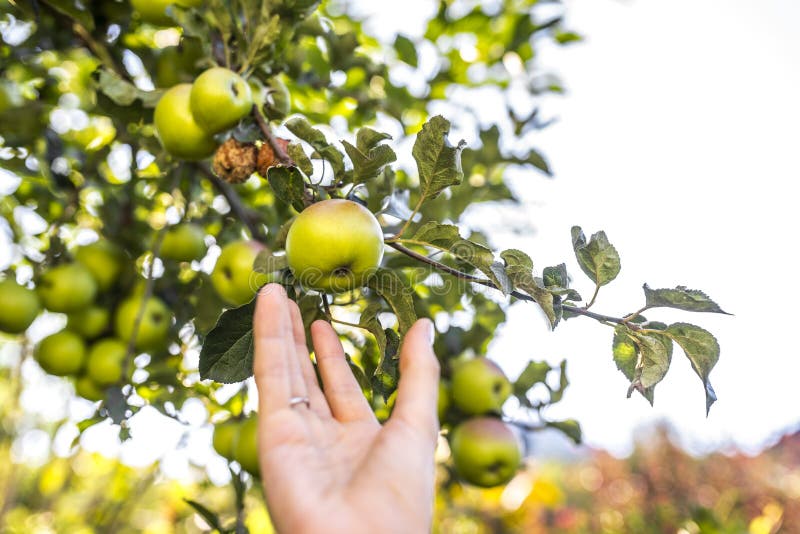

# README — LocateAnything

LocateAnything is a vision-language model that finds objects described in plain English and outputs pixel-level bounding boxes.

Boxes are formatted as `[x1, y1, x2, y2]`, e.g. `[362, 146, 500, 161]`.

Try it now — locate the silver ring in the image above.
[288, 396, 311, 409]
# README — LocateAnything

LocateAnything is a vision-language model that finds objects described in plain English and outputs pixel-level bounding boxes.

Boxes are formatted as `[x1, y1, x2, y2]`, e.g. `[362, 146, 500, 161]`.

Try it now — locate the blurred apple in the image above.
[86, 338, 127, 385]
[75, 376, 106, 402]
[211, 240, 270, 306]
[451, 358, 511, 415]
[232, 416, 259, 475]
[161, 223, 207, 262]
[115, 295, 171, 351]
[130, 0, 202, 26]
[75, 240, 125, 292]
[67, 306, 111, 340]
[37, 263, 97, 313]
[35, 330, 87, 377]
[0, 278, 40, 334]
[449, 417, 522, 488]
[212, 419, 240, 460]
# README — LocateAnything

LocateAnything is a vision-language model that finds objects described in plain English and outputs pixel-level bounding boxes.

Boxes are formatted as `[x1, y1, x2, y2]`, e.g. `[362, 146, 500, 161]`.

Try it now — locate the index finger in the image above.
[253, 284, 294, 415]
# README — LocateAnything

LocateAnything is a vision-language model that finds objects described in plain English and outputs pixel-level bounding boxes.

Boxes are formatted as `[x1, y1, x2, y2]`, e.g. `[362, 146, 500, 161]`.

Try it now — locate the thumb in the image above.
[390, 318, 441, 444]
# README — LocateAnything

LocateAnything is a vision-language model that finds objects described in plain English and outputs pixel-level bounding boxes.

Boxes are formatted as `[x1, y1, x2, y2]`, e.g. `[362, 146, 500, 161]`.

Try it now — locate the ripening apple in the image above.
[37, 263, 98, 313]
[75, 240, 125, 292]
[155, 38, 203, 88]
[160, 223, 207, 262]
[115, 295, 171, 351]
[67, 306, 110, 340]
[438, 381, 451, 422]
[449, 417, 522, 488]
[154, 84, 218, 160]
[35, 330, 87, 377]
[130, 0, 202, 26]
[232, 416, 259, 476]
[211, 240, 270, 306]
[212, 419, 240, 460]
[75, 375, 106, 402]
[0, 278, 40, 334]
[85, 338, 127, 385]
[451, 358, 512, 415]
[190, 68, 253, 134]
[285, 199, 384, 292]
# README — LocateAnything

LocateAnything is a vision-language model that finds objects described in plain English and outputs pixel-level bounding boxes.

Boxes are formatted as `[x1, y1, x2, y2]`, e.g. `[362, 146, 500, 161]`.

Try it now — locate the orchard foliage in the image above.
[1, 0, 728, 509]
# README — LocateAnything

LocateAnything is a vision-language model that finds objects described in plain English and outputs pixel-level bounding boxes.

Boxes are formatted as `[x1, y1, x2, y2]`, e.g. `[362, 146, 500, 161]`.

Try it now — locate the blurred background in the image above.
[2, 0, 799, 532]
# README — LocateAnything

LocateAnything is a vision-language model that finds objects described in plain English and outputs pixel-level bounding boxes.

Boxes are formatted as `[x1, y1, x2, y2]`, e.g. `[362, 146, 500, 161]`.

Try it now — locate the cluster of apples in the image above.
[154, 67, 253, 161]
[441, 358, 524, 488]
[0, 241, 171, 400]
[211, 416, 260, 476]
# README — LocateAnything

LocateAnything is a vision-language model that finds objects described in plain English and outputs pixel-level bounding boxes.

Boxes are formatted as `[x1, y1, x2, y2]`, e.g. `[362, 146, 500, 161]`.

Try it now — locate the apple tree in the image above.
[0, 0, 729, 528]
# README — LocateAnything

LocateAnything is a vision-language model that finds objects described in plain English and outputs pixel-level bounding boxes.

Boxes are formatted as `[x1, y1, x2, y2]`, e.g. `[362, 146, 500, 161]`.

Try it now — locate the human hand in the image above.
[253, 284, 441, 534]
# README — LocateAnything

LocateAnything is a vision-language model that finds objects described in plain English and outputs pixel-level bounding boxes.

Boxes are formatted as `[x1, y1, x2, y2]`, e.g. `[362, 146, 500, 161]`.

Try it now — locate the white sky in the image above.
[485, 0, 800, 456]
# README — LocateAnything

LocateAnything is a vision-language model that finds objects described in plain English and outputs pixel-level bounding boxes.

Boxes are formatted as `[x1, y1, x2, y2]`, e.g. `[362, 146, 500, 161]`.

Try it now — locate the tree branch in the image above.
[252, 105, 293, 166]
[197, 165, 268, 243]
[386, 241, 636, 327]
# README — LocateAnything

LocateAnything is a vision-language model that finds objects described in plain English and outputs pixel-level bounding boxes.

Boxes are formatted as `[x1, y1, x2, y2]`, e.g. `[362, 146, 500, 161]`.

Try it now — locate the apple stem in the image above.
[252, 105, 293, 166]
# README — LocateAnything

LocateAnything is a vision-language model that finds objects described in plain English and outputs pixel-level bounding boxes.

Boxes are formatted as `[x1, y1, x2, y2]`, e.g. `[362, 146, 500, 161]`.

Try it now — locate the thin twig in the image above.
[197, 165, 268, 243]
[252, 105, 293, 166]
[386, 241, 636, 327]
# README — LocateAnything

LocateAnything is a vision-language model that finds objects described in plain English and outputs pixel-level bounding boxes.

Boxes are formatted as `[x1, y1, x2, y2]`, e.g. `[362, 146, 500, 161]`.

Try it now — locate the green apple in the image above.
[67, 306, 110, 339]
[0, 279, 40, 334]
[232, 416, 259, 475]
[211, 240, 270, 306]
[189, 67, 253, 134]
[161, 223, 207, 262]
[449, 417, 522, 488]
[451, 358, 512, 415]
[37, 263, 98, 313]
[212, 419, 240, 460]
[131, 0, 202, 26]
[285, 199, 384, 292]
[115, 295, 171, 351]
[86, 338, 127, 385]
[155, 38, 203, 88]
[75, 240, 125, 292]
[438, 381, 451, 422]
[154, 84, 218, 160]
[75, 376, 106, 402]
[35, 330, 87, 377]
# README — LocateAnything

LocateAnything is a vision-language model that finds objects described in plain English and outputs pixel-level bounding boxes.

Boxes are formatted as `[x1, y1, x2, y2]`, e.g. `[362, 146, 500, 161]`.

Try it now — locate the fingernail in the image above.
[424, 319, 435, 346]
[259, 283, 286, 297]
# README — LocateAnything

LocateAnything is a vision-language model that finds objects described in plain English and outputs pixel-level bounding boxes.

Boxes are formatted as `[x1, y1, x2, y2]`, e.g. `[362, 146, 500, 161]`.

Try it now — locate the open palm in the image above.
[253, 284, 440, 534]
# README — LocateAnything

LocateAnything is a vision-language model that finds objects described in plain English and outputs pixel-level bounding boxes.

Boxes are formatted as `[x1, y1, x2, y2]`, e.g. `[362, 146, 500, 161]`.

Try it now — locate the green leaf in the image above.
[253, 250, 288, 275]
[547, 419, 582, 444]
[394, 34, 419, 67]
[555, 31, 583, 45]
[284, 117, 345, 177]
[287, 143, 313, 176]
[199, 300, 256, 383]
[366, 268, 417, 334]
[665, 322, 720, 414]
[643, 284, 730, 315]
[513, 360, 550, 397]
[549, 359, 569, 404]
[571, 226, 621, 287]
[341, 129, 397, 184]
[183, 499, 224, 531]
[412, 115, 466, 202]
[542, 264, 568, 288]
[372, 328, 401, 402]
[612, 325, 654, 405]
[266, 166, 306, 212]
[633, 332, 673, 389]
[500, 249, 560, 328]
[95, 69, 162, 108]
